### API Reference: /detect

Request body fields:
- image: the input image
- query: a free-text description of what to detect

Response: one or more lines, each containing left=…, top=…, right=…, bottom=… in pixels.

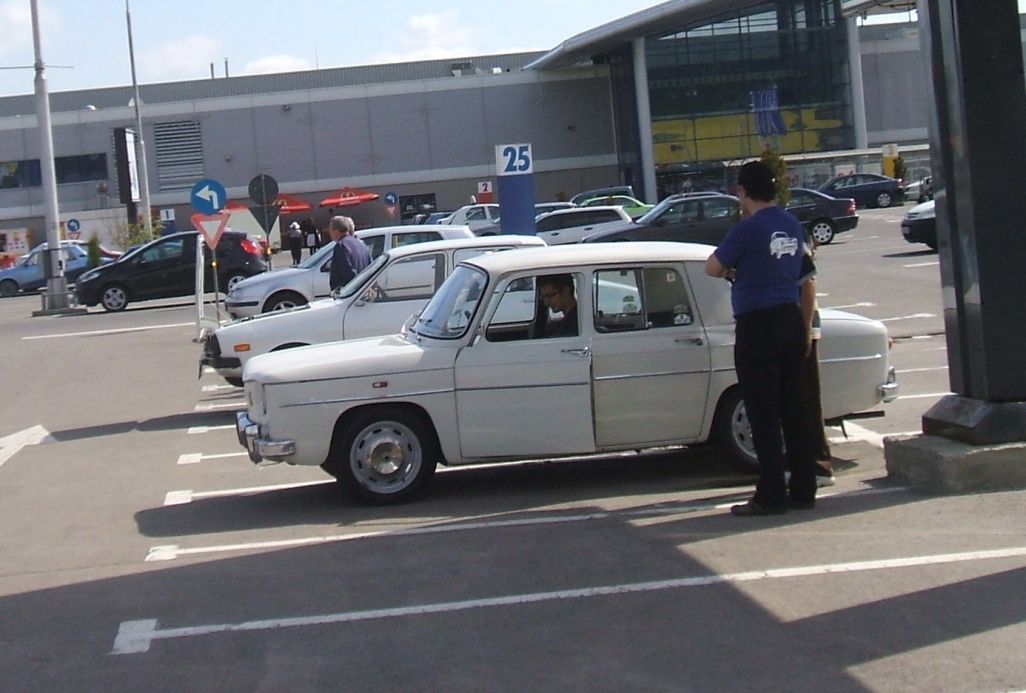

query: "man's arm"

left=705, top=252, right=730, bottom=278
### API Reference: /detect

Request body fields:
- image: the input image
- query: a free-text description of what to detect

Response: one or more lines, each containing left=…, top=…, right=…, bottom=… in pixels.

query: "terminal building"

left=1, top=0, right=1023, bottom=249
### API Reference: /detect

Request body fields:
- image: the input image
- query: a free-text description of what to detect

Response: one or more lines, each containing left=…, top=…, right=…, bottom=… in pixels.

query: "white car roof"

left=463, top=241, right=715, bottom=275
left=379, top=234, right=546, bottom=260
left=535, top=205, right=630, bottom=221
left=355, top=224, right=474, bottom=239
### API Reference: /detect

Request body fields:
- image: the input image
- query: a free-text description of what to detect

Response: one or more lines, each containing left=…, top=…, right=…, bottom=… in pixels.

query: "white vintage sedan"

left=224, top=224, right=475, bottom=318
left=202, top=235, right=546, bottom=386
left=236, top=243, right=898, bottom=504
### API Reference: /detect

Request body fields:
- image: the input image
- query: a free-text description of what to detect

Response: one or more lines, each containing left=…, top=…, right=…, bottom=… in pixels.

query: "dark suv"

left=582, top=192, right=740, bottom=246
left=75, top=230, right=268, bottom=311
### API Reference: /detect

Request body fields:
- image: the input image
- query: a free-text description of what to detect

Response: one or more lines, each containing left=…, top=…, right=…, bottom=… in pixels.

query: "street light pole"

left=125, top=0, right=153, bottom=240
left=30, top=0, right=69, bottom=311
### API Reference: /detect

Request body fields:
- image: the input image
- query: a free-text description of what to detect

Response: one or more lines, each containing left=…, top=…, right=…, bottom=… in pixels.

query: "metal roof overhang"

left=527, top=0, right=919, bottom=71
left=525, top=0, right=767, bottom=70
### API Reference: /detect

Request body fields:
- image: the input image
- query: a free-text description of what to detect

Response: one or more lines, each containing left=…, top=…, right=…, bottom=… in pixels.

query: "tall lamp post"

left=29, top=0, right=70, bottom=312
left=125, top=0, right=153, bottom=240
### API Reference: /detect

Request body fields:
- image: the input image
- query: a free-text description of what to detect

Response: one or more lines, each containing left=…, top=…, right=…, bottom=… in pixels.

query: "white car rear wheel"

left=713, top=388, right=759, bottom=473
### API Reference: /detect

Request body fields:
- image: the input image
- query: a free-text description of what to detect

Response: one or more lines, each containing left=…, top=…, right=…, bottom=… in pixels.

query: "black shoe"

left=789, top=497, right=816, bottom=510
left=730, top=499, right=787, bottom=516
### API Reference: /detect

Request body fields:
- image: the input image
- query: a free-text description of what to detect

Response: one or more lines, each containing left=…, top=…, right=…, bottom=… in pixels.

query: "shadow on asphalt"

left=46, top=410, right=239, bottom=442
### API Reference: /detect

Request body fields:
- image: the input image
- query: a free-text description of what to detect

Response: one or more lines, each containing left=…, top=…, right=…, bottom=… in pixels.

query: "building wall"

left=0, top=66, right=620, bottom=239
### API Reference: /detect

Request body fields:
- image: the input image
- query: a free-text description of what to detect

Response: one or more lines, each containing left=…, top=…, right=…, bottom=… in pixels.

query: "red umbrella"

left=319, top=186, right=380, bottom=208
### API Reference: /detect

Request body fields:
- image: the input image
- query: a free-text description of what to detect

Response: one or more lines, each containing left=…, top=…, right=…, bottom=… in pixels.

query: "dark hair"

left=538, top=273, right=574, bottom=293
left=737, top=161, right=776, bottom=202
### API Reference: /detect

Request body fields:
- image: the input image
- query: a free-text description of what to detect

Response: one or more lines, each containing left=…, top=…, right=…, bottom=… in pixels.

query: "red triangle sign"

left=191, top=211, right=231, bottom=249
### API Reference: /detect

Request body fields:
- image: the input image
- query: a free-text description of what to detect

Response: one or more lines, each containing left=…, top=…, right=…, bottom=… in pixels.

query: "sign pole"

left=194, top=238, right=204, bottom=341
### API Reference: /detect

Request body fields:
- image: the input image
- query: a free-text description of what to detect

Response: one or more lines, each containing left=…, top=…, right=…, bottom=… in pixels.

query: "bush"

left=86, top=233, right=102, bottom=268
left=760, top=146, right=790, bottom=206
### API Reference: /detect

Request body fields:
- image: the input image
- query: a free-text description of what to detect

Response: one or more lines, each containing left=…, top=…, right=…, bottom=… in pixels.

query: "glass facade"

left=0, top=154, right=108, bottom=189
left=611, top=0, right=853, bottom=195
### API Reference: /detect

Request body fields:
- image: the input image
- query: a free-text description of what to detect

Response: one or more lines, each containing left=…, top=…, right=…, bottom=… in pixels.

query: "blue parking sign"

left=191, top=178, right=227, bottom=214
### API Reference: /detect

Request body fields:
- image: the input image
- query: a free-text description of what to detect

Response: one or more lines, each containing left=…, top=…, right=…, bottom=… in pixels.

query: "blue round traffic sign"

left=384, top=192, right=398, bottom=206
left=66, top=218, right=81, bottom=232
left=191, top=178, right=227, bottom=214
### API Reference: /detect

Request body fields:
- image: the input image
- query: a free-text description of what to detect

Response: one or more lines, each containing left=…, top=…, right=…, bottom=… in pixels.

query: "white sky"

left=1, top=1, right=1024, bottom=98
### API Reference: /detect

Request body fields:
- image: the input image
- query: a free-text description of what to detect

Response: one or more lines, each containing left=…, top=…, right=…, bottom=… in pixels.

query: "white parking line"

left=201, top=384, right=237, bottom=392
left=113, top=544, right=1026, bottom=654
left=823, top=301, right=875, bottom=310
left=163, top=480, right=330, bottom=505
left=194, top=401, right=246, bottom=411
left=187, top=425, right=236, bottom=435
left=145, top=513, right=609, bottom=562
left=895, top=366, right=948, bottom=374
left=902, top=261, right=940, bottom=268
left=899, top=391, right=953, bottom=400
left=176, top=451, right=249, bottom=465
left=879, top=313, right=936, bottom=322
left=22, top=322, right=192, bottom=340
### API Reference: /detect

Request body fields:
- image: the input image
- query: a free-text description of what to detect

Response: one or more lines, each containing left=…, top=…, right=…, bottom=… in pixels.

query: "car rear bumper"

left=901, top=218, right=936, bottom=245
left=236, top=411, right=295, bottom=463
left=836, top=215, right=859, bottom=233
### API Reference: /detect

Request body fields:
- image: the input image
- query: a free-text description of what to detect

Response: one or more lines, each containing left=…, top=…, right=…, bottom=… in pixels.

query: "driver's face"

left=540, top=284, right=572, bottom=313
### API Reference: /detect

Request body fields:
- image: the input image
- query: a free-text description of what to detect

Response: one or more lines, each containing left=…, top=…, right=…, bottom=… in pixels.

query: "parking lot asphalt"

left=1, top=209, right=1024, bottom=692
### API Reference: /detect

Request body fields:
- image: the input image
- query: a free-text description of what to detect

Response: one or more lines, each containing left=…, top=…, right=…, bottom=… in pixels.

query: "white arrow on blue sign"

left=190, top=178, right=227, bottom=215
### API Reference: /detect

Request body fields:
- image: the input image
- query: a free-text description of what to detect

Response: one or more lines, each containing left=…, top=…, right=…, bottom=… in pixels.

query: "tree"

left=86, top=233, right=102, bottom=268
left=760, top=145, right=790, bottom=206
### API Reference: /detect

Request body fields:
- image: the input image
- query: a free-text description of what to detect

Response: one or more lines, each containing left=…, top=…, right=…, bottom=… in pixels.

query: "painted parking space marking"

left=879, top=313, right=936, bottom=322
left=114, top=544, right=1026, bottom=655
left=201, top=384, right=238, bottom=392
left=194, top=401, right=246, bottom=411
left=903, top=261, right=940, bottom=268
left=176, top=451, right=249, bottom=465
left=144, top=485, right=907, bottom=563
left=187, top=424, right=236, bottom=435
left=0, top=425, right=53, bottom=468
left=899, top=391, right=953, bottom=400
left=895, top=366, right=948, bottom=374
left=163, top=480, right=330, bottom=505
left=823, top=301, right=875, bottom=310
left=22, top=322, right=193, bottom=341
left=145, top=513, right=609, bottom=562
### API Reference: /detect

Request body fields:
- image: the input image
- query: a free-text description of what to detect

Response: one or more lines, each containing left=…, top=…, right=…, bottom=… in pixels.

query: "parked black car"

left=785, top=188, right=859, bottom=245
left=75, top=230, right=269, bottom=311
left=901, top=199, right=937, bottom=250
left=818, top=173, right=904, bottom=208
left=582, top=192, right=739, bottom=246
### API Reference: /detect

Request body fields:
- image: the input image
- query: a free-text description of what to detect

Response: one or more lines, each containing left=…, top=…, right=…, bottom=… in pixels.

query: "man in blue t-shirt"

left=705, top=161, right=816, bottom=516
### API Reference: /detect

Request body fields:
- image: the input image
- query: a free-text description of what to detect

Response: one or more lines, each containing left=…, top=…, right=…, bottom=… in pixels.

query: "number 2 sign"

left=495, top=143, right=533, bottom=176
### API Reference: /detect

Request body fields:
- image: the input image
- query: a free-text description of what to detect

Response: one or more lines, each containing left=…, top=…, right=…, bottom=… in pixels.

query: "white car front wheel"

left=713, top=388, right=758, bottom=473
left=331, top=407, right=439, bottom=504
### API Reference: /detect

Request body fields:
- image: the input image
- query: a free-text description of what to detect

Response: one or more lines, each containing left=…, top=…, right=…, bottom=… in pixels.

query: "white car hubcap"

left=350, top=420, right=422, bottom=494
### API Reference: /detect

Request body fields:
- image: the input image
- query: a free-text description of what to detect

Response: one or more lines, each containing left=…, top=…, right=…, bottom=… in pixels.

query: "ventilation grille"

left=153, top=121, right=203, bottom=191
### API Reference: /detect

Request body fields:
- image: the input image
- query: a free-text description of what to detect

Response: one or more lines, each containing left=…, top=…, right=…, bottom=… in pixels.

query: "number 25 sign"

left=495, top=143, right=533, bottom=176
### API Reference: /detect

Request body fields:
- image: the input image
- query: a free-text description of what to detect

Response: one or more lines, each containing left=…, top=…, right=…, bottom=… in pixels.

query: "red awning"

left=225, top=193, right=312, bottom=214
left=319, top=187, right=380, bottom=208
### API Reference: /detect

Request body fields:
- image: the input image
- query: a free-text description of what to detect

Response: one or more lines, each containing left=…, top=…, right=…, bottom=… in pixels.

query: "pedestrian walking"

left=286, top=221, right=302, bottom=266
left=328, top=215, right=372, bottom=291
left=705, top=160, right=817, bottom=516
left=301, top=217, right=319, bottom=257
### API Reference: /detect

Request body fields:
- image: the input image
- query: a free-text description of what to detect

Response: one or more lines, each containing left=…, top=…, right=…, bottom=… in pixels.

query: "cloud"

left=140, top=34, right=223, bottom=82
left=368, top=11, right=477, bottom=64
left=0, top=0, right=60, bottom=59
left=241, top=55, right=313, bottom=76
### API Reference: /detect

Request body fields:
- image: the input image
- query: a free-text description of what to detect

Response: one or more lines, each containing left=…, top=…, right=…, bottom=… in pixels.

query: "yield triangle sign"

left=191, top=211, right=231, bottom=249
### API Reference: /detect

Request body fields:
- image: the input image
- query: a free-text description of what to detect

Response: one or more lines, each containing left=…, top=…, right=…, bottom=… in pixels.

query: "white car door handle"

left=675, top=337, right=704, bottom=345
left=561, top=347, right=591, bottom=357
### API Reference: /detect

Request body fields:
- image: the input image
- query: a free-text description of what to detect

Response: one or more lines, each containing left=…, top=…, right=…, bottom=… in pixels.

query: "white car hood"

left=243, top=333, right=448, bottom=384
left=217, top=296, right=340, bottom=341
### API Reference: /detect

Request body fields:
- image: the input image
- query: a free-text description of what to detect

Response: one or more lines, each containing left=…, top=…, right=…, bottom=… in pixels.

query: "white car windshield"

left=297, top=242, right=334, bottom=269
left=414, top=265, right=487, bottom=339
left=332, top=252, right=389, bottom=299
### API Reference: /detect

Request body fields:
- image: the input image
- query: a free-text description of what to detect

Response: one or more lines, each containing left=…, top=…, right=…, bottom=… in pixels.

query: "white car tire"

left=713, top=387, right=759, bottom=473
left=331, top=407, right=439, bottom=504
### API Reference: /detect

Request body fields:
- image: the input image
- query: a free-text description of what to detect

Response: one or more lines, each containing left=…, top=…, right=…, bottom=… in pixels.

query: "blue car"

left=818, top=173, right=904, bottom=209
left=0, top=241, right=112, bottom=297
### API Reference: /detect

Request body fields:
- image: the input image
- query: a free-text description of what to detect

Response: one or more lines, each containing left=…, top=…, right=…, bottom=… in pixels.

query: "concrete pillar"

left=632, top=38, right=658, bottom=204
left=847, top=16, right=869, bottom=150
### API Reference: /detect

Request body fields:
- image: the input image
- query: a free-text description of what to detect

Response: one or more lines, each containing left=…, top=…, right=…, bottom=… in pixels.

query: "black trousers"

left=289, top=238, right=302, bottom=265
left=734, top=303, right=817, bottom=506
